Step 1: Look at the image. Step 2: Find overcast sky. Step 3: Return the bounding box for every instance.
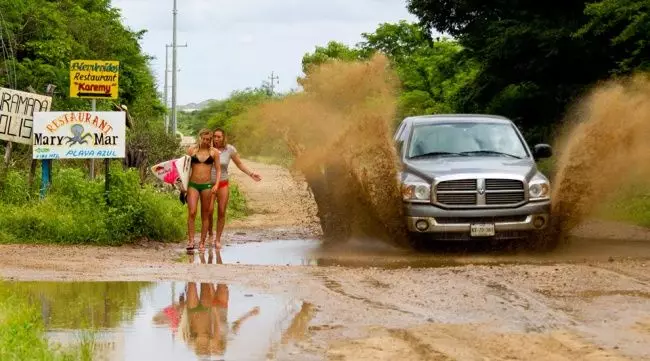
[110,0,418,106]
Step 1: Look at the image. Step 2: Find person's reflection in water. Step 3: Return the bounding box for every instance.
[175,250,260,357]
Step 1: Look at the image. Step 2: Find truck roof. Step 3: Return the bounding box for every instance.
[402,114,512,125]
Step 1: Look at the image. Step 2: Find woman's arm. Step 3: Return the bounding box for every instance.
[231,307,260,334]
[231,152,261,181]
[210,148,221,193]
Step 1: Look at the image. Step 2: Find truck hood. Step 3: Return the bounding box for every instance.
[401,156,539,182]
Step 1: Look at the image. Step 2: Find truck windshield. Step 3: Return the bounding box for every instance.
[407,122,529,159]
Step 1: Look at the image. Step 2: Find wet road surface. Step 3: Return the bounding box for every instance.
[3,235,649,360]
[1,161,650,360]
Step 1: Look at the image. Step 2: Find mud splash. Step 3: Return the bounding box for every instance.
[249,55,409,246]
[550,73,650,245]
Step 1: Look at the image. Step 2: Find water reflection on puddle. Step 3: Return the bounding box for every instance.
[219,239,322,266]
[6,280,315,361]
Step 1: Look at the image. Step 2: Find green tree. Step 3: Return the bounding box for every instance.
[0,0,172,172]
[301,41,365,74]
[301,21,478,122]
[405,0,649,143]
[576,0,650,73]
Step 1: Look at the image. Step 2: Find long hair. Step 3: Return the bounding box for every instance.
[196,128,213,147]
[213,127,228,148]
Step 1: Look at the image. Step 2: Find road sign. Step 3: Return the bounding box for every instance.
[69,60,119,99]
[0,87,52,145]
[32,111,126,159]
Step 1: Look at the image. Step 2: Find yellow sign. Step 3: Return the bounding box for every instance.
[69,60,119,99]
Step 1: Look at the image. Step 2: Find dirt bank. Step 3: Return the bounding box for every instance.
[227,159,320,238]
[1,159,650,361]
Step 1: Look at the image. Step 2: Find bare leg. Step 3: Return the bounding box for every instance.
[215,185,229,249]
[207,192,216,245]
[186,187,200,249]
[199,189,212,252]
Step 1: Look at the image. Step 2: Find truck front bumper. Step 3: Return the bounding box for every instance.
[405,201,550,241]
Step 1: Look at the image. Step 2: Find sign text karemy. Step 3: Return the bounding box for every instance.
[0,87,52,145]
[69,60,120,99]
[32,111,126,160]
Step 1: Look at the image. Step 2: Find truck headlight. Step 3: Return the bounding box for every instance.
[402,182,431,202]
[529,180,550,200]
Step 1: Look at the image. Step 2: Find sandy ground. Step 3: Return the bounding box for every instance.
[2,160,650,360]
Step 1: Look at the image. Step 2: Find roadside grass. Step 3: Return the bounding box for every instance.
[0,282,94,361]
[593,181,650,228]
[0,164,248,246]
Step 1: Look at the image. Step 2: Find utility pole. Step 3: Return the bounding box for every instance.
[268,71,279,95]
[164,42,186,134]
[164,43,171,133]
[171,0,179,137]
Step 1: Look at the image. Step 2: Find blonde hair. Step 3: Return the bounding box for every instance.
[196,128,213,147]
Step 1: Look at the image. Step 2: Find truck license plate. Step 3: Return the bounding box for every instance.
[470,224,495,237]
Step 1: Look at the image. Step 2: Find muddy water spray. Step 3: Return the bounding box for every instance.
[250,55,409,246]
[550,73,650,242]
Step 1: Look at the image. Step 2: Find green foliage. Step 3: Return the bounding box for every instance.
[0,0,170,177]
[405,0,650,144]
[226,183,249,220]
[5,281,152,329]
[0,166,187,245]
[0,0,163,114]
[301,41,365,74]
[0,281,94,361]
[301,21,479,125]
[176,88,289,162]
[0,164,249,244]
[576,0,650,73]
[597,182,650,228]
[178,88,272,137]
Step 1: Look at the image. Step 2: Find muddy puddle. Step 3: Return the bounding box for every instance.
[6,281,314,361]
[190,236,650,270]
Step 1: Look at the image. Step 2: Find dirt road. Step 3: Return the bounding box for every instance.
[1,160,650,360]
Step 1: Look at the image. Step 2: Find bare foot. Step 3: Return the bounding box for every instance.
[186,239,195,252]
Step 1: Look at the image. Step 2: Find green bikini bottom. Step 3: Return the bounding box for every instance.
[188,181,212,192]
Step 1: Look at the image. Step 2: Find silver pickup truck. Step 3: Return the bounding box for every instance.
[394,114,554,249]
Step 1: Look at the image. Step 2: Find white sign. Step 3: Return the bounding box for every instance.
[0,87,52,144]
[32,111,126,159]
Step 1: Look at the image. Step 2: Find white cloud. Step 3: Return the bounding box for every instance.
[111,0,418,104]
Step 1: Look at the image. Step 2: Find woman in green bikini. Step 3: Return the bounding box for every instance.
[186,129,221,252]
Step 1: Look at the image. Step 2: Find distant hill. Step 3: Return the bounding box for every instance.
[178,99,216,112]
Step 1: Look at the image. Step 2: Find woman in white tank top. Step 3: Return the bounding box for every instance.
[208,128,261,249]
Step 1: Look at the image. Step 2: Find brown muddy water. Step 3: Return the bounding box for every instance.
[7,281,311,361]
[195,237,650,269]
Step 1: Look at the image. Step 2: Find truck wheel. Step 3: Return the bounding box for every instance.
[526,231,561,252]
[408,233,428,252]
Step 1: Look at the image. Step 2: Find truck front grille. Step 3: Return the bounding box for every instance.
[435,178,526,207]
[436,193,477,206]
[485,179,524,191]
[486,192,525,205]
[436,179,477,192]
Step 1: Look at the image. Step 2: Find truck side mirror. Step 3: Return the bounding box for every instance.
[533,144,552,159]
